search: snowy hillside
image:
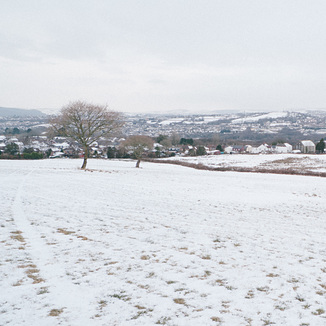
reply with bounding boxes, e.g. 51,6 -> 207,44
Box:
1,159 -> 326,325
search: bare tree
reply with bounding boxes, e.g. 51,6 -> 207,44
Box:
121,135 -> 154,168
50,100 -> 123,169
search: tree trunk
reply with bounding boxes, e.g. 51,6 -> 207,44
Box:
136,159 -> 141,168
81,146 -> 88,169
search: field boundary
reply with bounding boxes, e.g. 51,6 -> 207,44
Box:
144,158 -> 326,178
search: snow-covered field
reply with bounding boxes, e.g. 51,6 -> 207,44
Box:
1,158 -> 326,325
165,154 -> 326,174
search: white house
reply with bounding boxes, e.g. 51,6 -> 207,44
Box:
224,146 -> 233,154
256,143 -> 271,154
298,140 -> 315,154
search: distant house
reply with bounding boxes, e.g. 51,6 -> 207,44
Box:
297,140 -> 315,154
245,145 -> 253,153
256,143 -> 271,154
224,146 -> 233,154
224,145 -> 245,154
273,143 -> 293,153
232,145 -> 246,153
0,135 -> 6,151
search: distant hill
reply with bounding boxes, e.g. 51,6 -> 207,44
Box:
0,107 -> 46,117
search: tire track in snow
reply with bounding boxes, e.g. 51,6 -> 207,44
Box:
11,169 -> 98,325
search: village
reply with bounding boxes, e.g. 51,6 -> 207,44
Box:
0,129 -> 322,160
0,110 -> 326,158
1,109 -> 326,160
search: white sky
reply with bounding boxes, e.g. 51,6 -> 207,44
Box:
1,0 -> 326,114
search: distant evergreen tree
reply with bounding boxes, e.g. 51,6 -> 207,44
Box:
216,144 -> 223,151
107,146 -> 116,159
316,138 -> 325,153
23,147 -> 34,154
196,146 -> 207,156
156,134 -> 168,143
4,143 -> 19,155
180,138 -> 194,145
45,149 -> 52,157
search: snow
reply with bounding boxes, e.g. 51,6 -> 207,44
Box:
165,153 -> 326,173
1,158 -> 326,325
231,112 -> 288,124
159,118 -> 185,125
301,140 -> 315,147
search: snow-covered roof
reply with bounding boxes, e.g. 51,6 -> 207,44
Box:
301,140 -> 315,147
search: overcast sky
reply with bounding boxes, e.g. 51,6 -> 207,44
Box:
1,0 -> 326,114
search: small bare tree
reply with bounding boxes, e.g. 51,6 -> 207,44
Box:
121,135 -> 154,168
50,100 -> 123,169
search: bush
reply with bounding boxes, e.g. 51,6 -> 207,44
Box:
196,146 -> 207,156
23,152 -> 44,159
4,143 -> 19,156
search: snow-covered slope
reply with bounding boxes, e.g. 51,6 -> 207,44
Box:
166,154 -> 326,174
1,159 -> 326,325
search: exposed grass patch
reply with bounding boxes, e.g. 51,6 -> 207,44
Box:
26,268 -> 40,274
135,305 -> 146,310
57,228 -> 75,235
110,293 -> 130,301
12,279 -> 24,286
295,295 -> 305,302
98,300 -> 107,308
312,308 -> 325,315
257,286 -> 269,293
155,317 -> 171,324
27,274 -> 45,284
215,279 -> 226,286
25,268 -> 44,284
18,264 -> 37,269
266,273 -> 279,278
319,283 -> 326,290
262,319 -> 275,325
173,298 -> 186,305
37,287 -> 49,295
10,231 -> 25,243
77,235 -> 89,240
245,290 -> 255,299
49,308 -> 64,316
275,304 -> 287,311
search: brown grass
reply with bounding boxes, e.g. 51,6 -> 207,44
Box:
12,279 -> 24,286
10,231 -> 25,243
18,264 -> 37,269
57,228 -> 75,235
173,298 -> 186,305
144,158 -> 326,178
49,308 -> 64,316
